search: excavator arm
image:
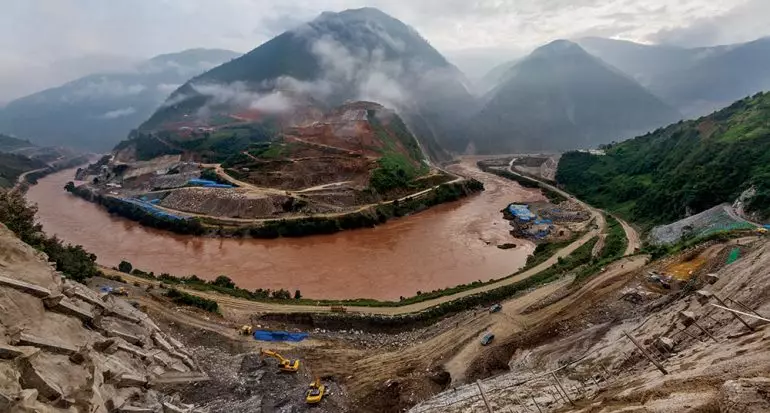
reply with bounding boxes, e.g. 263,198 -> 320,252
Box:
260,349 -> 300,372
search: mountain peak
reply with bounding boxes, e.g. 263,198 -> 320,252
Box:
530,40 -> 586,58
318,7 -> 392,21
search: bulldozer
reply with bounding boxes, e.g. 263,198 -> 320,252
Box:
305,377 -> 327,404
260,349 -> 300,372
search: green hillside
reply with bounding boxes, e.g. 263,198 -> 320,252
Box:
556,92 -> 770,228
0,153 -> 46,188
0,134 -> 35,152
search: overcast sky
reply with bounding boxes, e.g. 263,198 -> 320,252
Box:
2,0 -> 769,103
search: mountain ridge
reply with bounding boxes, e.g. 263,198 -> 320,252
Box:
140,8 -> 475,161
469,40 -> 681,153
0,48 -> 240,151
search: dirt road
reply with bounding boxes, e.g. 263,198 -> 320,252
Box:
443,276 -> 575,383
12,167 -> 49,192
616,216 -> 642,255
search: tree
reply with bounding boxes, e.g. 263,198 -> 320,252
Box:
118,260 -> 133,274
272,289 -> 291,300
64,181 -> 75,192
212,275 -> 235,289
0,189 -> 41,243
294,290 -> 302,300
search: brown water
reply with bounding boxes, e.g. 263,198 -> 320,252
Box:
25,162 -> 544,300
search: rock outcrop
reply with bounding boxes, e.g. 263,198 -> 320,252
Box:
0,224 -> 206,412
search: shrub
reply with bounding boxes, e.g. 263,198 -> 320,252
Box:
0,189 -> 101,282
165,288 -> 219,313
118,260 -> 133,274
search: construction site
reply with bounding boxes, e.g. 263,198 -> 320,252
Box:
68,101 -> 472,235
5,152 -> 770,413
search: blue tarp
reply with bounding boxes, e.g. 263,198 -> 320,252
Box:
764,224 -> 770,230
534,219 -> 553,225
508,204 -> 536,220
253,330 -> 309,342
188,178 -> 234,189
121,198 -> 188,221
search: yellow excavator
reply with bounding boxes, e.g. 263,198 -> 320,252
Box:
238,325 -> 253,335
260,349 -> 300,372
305,377 -> 327,404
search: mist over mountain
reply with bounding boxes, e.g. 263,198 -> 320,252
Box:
141,8 -> 476,160
578,36 -> 770,118
0,49 -> 240,151
469,40 -> 681,153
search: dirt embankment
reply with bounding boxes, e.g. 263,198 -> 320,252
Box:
411,237 -> 770,412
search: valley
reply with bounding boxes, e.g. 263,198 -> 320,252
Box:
3,4 -> 770,413
26,160 -> 544,300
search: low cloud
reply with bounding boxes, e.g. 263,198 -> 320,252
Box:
156,83 -> 181,94
100,107 -> 136,119
73,79 -> 146,99
191,82 -> 294,116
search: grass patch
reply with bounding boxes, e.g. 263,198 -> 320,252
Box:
165,288 -> 220,313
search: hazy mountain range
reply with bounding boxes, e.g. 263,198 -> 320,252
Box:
577,36 -> 770,118
469,40 -> 681,153
2,8 -> 770,157
0,49 -> 240,151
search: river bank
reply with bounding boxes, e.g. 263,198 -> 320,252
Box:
67,178 -> 484,238
26,162 -> 544,300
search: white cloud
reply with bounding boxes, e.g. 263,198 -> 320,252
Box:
73,80 -> 146,99
1,0 -> 768,102
100,107 -> 136,119
647,0 -> 770,47
156,83 -> 182,94
191,82 -> 295,115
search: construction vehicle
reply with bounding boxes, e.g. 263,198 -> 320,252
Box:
305,377 -> 327,404
111,287 -> 129,296
260,349 -> 300,372
239,325 -> 253,335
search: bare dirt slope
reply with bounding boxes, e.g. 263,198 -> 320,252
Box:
0,224 -> 205,412
410,237 -> 770,412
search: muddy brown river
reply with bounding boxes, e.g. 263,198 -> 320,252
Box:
25,162 -> 544,300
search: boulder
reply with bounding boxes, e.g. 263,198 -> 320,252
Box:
677,311 -> 696,327
18,356 -> 64,401
719,377 -> 770,412
654,337 -> 675,353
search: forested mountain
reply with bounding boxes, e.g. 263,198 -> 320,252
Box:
0,49 -> 239,151
557,92 -> 770,228
469,40 -> 680,153
578,37 -> 770,118
140,8 -> 475,160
